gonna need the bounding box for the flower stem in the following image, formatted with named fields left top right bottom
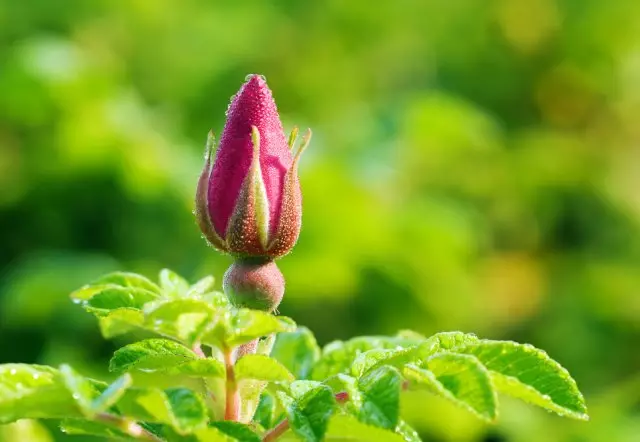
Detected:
left=224, top=347, right=240, bottom=421
left=96, top=413, right=163, bottom=441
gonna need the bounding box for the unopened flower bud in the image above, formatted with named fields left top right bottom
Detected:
left=195, top=74, right=310, bottom=259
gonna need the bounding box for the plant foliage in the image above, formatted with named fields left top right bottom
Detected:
left=0, top=270, right=588, bottom=441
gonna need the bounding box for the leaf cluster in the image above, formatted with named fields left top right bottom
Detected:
left=0, top=270, right=587, bottom=441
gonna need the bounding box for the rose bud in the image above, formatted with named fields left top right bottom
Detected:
left=195, top=74, right=310, bottom=259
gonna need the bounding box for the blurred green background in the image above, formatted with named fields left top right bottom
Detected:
left=1, top=0, right=639, bottom=441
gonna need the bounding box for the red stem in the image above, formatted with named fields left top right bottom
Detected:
left=224, top=348, right=240, bottom=421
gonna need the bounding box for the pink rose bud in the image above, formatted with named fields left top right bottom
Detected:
left=195, top=74, right=310, bottom=259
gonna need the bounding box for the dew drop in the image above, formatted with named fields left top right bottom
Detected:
left=15, top=382, right=23, bottom=389
left=32, top=373, right=40, bottom=380
left=9, top=368, right=17, bottom=375
left=72, top=393, right=80, bottom=400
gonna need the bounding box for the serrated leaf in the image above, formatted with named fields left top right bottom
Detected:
left=164, top=359, right=226, bottom=378
left=271, top=327, right=320, bottom=380
left=424, top=332, right=479, bottom=353
left=92, top=374, right=133, bottom=413
left=357, top=366, right=402, bottom=430
left=144, top=298, right=218, bottom=345
left=117, top=387, right=207, bottom=434
left=404, top=353, right=497, bottom=422
left=98, top=308, right=145, bottom=338
left=455, top=340, right=588, bottom=420
left=324, top=415, right=407, bottom=442
left=312, top=334, right=423, bottom=381
left=86, top=287, right=160, bottom=315
left=209, top=422, right=261, bottom=442
left=59, top=365, right=100, bottom=417
left=160, top=269, right=190, bottom=298
left=236, top=355, right=294, bottom=382
left=60, top=419, right=132, bottom=439
left=71, top=272, right=162, bottom=301
left=350, top=346, right=426, bottom=378
left=109, top=339, right=196, bottom=374
left=211, top=309, right=295, bottom=348
left=0, top=364, right=80, bottom=423
left=165, top=388, right=208, bottom=433
left=284, top=384, right=336, bottom=442
left=186, top=276, right=216, bottom=298
left=253, top=392, right=277, bottom=429
left=395, top=420, right=421, bottom=442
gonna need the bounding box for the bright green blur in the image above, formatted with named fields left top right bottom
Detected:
left=0, top=1, right=638, bottom=441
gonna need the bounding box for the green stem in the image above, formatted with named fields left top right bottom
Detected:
left=96, top=413, right=163, bottom=441
left=224, top=347, right=240, bottom=421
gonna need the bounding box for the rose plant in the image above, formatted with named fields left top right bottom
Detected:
left=0, top=75, right=588, bottom=441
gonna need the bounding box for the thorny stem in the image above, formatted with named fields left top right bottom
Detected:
left=261, top=392, right=350, bottom=442
left=96, top=412, right=163, bottom=441
left=224, top=347, right=240, bottom=421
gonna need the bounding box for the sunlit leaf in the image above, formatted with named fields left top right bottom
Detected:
left=159, top=269, right=190, bottom=298
left=271, top=327, right=320, bottom=380
left=0, top=364, right=80, bottom=423
left=324, top=414, right=407, bottom=442
left=404, top=353, right=497, bottom=421
left=59, top=365, right=100, bottom=417
left=71, top=272, right=161, bottom=301
left=86, top=287, right=160, bottom=315
left=455, top=340, right=588, bottom=420
left=281, top=384, right=336, bottom=442
left=356, top=366, right=402, bottom=430
left=98, top=308, right=144, bottom=338
left=144, top=299, right=218, bottom=345
left=235, top=355, right=294, bottom=382
left=209, top=421, right=261, bottom=442
left=109, top=339, right=196, bottom=374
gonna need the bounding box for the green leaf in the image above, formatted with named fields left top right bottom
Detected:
left=236, top=355, right=294, bottom=382
left=209, top=422, right=261, bottom=442
left=92, top=373, right=133, bottom=413
left=59, top=419, right=131, bottom=439
left=109, top=339, right=196, bottom=374
left=395, top=420, right=422, bottom=442
left=0, top=364, right=80, bottom=423
left=207, top=309, right=295, bottom=348
left=357, top=366, right=402, bottom=430
left=186, top=276, right=216, bottom=297
left=164, top=359, right=226, bottom=378
left=165, top=388, right=208, bottom=433
left=71, top=272, right=162, bottom=301
left=160, top=269, right=190, bottom=298
left=117, top=387, right=207, bottom=434
left=59, top=364, right=100, bottom=417
left=0, top=419, right=55, bottom=442
left=350, top=346, right=426, bottom=378
left=324, top=415, right=407, bottom=442
left=253, top=392, right=277, bottom=429
left=271, top=327, right=320, bottom=380
left=98, top=308, right=145, bottom=338
left=282, top=384, right=336, bottom=442
left=404, top=353, right=497, bottom=422
left=455, top=340, right=588, bottom=420
left=312, top=333, right=423, bottom=381
left=424, top=331, right=479, bottom=353
left=86, top=287, right=160, bottom=315
left=144, top=298, right=217, bottom=345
